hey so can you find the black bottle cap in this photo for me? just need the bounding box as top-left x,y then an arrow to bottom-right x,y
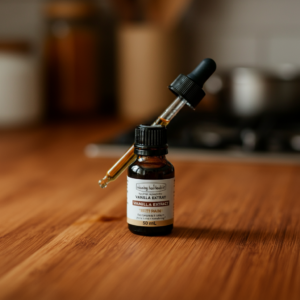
134,125 -> 168,156
169,58 -> 217,109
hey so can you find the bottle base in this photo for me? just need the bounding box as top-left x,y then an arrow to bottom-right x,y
128,224 -> 173,236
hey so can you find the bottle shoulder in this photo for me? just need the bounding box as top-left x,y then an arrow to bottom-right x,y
128,157 -> 174,179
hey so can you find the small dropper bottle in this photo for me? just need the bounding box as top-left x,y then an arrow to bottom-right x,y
127,125 -> 174,236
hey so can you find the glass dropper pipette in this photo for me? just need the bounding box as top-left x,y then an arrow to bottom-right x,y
99,96 -> 187,188
99,58 -> 217,188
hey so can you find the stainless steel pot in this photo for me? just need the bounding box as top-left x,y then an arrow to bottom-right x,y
207,66 -> 300,118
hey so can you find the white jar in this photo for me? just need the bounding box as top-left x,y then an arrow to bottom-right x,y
0,44 -> 42,127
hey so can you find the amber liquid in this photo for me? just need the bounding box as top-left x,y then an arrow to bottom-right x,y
154,117 -> 170,127
99,117 -> 170,188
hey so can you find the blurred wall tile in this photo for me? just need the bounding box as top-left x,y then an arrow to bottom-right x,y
189,0 -> 300,36
184,0 -> 300,69
0,0 -> 43,39
190,37 -> 258,70
267,37 -> 300,65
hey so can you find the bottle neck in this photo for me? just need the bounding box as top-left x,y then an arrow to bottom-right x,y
134,147 -> 168,156
137,155 -> 167,163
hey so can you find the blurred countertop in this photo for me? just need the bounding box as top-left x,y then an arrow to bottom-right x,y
0,119 -> 300,300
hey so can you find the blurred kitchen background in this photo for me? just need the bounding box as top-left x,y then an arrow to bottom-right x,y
1,0 -> 300,157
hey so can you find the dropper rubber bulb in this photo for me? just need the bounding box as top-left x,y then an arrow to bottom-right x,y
187,58 -> 217,87
168,58 -> 217,109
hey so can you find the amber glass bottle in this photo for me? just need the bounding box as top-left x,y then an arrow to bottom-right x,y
127,125 -> 175,236
44,1 -> 98,117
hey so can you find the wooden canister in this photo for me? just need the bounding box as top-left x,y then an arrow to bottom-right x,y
117,25 -> 179,122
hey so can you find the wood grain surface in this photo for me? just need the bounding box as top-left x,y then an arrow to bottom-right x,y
0,120 -> 300,300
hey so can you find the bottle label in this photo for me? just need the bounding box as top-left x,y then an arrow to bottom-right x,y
127,177 -> 174,227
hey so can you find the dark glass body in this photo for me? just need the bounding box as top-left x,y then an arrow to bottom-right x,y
128,153 -> 174,236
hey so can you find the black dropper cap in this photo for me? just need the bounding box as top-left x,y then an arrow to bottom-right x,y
134,125 -> 168,156
169,58 -> 217,109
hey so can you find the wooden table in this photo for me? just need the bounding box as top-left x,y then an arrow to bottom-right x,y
1,120 -> 300,300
